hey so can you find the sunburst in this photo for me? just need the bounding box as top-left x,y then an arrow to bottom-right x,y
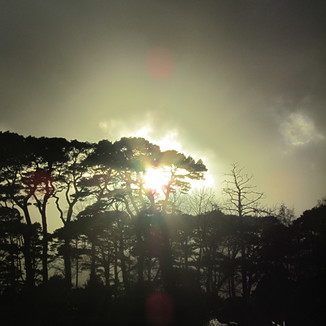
143,168 -> 170,195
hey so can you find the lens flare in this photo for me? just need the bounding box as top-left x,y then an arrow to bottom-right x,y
146,47 -> 174,80
145,291 -> 175,326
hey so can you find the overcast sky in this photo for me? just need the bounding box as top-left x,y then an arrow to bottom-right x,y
1,0 -> 325,216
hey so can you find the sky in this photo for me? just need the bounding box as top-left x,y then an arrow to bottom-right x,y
1,0 -> 325,217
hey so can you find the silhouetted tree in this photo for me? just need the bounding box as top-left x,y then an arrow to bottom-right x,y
0,132 -> 38,286
276,203 -> 295,226
288,201 -> 326,325
51,139 -> 93,288
182,187 -> 218,215
25,135 -> 69,284
223,163 -> 264,299
0,207 -> 24,291
3,130 -> 325,326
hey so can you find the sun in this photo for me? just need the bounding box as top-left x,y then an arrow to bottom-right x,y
143,168 -> 170,194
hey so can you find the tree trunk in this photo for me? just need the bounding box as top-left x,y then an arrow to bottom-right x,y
21,206 -> 35,287
205,248 -> 215,294
114,241 -> 119,295
157,220 -> 175,293
228,276 -> 236,298
135,216 -> 144,285
22,231 -> 35,287
240,218 -> 248,299
104,258 -> 111,289
119,237 -> 129,293
63,237 -> 72,289
63,204 -> 75,289
158,250 -> 174,293
90,239 -> 96,285
137,240 -> 144,286
41,210 -> 48,284
184,238 -> 189,270
75,238 -> 79,288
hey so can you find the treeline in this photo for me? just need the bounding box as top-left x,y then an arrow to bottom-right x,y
0,131 -> 325,326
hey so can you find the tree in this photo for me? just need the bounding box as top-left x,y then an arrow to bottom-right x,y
290,202 -> 326,325
0,131 -> 38,286
181,187 -> 218,216
88,138 -> 208,288
223,163 -> 264,218
276,203 -> 295,226
0,207 -> 24,291
24,135 -> 69,284
52,139 -> 93,288
222,163 -> 264,299
157,150 -> 207,213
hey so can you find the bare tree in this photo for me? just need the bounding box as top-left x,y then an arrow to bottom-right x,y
222,163 -> 264,218
222,162 -> 264,299
182,186 -> 218,215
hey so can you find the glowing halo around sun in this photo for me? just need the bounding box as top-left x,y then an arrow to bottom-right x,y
143,168 -> 170,195
125,125 -> 215,191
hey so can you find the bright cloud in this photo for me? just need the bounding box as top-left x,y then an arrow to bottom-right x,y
98,116 -> 183,152
98,121 -> 108,130
98,119 -> 127,138
152,130 -> 183,152
280,112 -> 324,146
